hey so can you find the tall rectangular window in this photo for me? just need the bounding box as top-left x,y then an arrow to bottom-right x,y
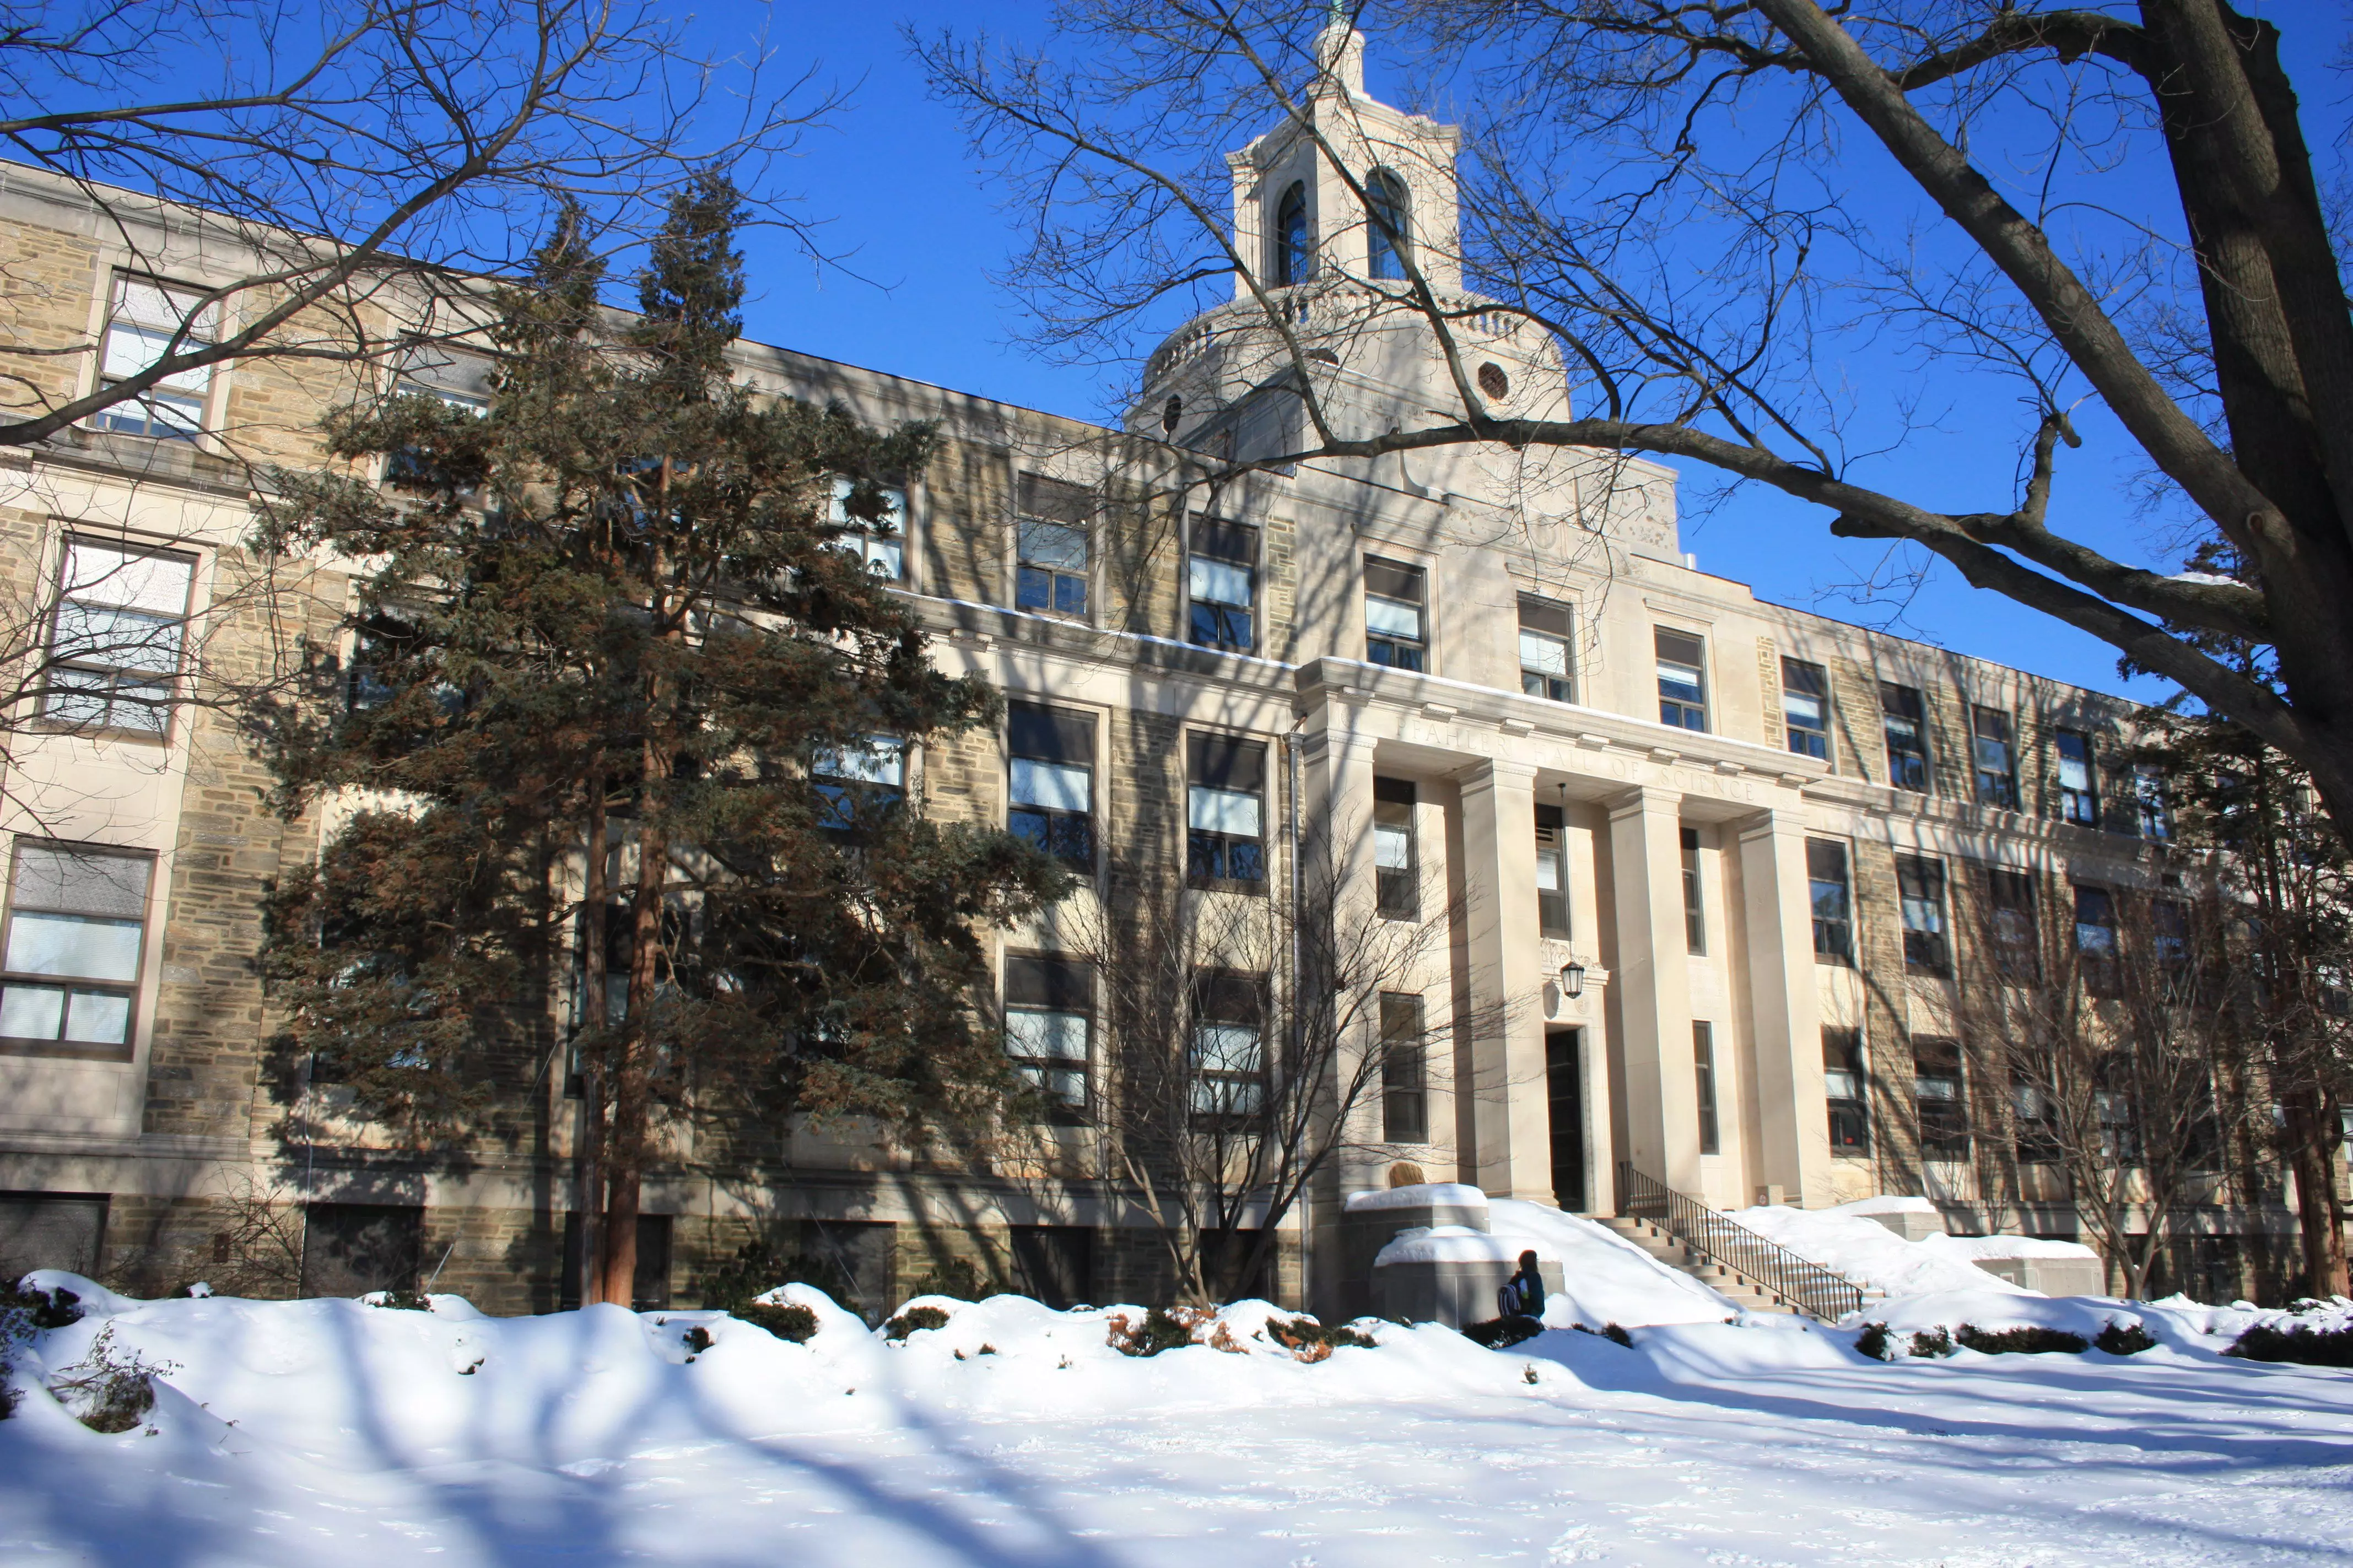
1187,733 -> 1267,890
812,736 -> 905,831
1782,657 -> 1830,761
1007,702 -> 1094,870
1807,838 -> 1851,964
1655,628 -> 1708,731
1188,520 -> 1258,651
1518,596 -> 1574,702
1987,868 -> 2038,981
1005,953 -> 1092,1112
2054,731 -> 2099,826
1693,1022 -> 1720,1156
1881,683 -> 1930,792
1380,991 -> 1427,1144
1363,558 -> 1426,671
0,842 -> 152,1059
91,276 -> 218,439
2074,885 -> 2120,997
1971,705 -> 2017,809
1680,827 -> 1705,955
1897,854 -> 1949,975
828,475 -> 908,581
1015,473 -> 1091,619
1190,970 -> 1266,1118
1913,1036 -> 1969,1159
42,541 -> 196,737
1373,777 -> 1418,920
1823,1028 -> 1869,1155
1535,804 -> 1571,940
2012,1077 -> 2061,1164
2134,765 -> 2170,840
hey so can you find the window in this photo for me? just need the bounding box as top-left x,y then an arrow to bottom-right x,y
2153,897 -> 2191,988
1005,953 -> 1092,1112
0,842 -> 152,1058
393,342 -> 493,415
1374,777 -> 1418,920
2074,885 -> 2120,997
1366,169 -> 1410,282
1188,733 -> 1267,890
0,1192 -> 107,1279
1912,1036 -> 1969,1159
1518,596 -> 1574,702
1782,658 -> 1830,761
1190,970 -> 1266,1118
300,1203 -> 424,1298
2054,731 -> 2099,826
813,735 -> 905,830
91,276 -> 218,439
1881,683 -> 1930,792
2011,1078 -> 2060,1164
828,475 -> 908,581
1654,628 -> 1707,731
1694,1022 -> 1720,1156
1987,868 -> 2039,981
1188,521 -> 1258,651
1016,473 -> 1091,619
1823,1029 -> 1869,1155
1971,706 -> 2017,809
2095,1053 -> 2140,1162
1897,855 -> 1949,975
1535,804 -> 1571,940
1007,702 -> 1094,870
42,540 -> 196,737
1363,558 -> 1426,671
1807,839 -> 1851,963
1680,827 -> 1705,955
2134,764 -> 2170,840
1273,181 -> 1310,285
1380,992 -> 1427,1143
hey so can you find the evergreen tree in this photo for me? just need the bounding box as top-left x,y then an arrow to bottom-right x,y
252,176 -> 1065,1304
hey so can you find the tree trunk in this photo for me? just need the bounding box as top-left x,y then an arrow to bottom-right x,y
596,815 -> 665,1308
2282,1087 -> 2350,1297
575,759 -> 609,1307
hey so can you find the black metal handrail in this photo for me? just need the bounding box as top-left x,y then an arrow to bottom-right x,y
1616,1161 -> 1866,1323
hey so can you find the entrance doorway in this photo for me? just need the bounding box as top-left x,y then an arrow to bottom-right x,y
1546,1026 -> 1585,1212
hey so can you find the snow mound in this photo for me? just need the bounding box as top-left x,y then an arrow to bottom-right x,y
1373,1225 -> 1558,1266
1860,1289 -> 2147,1344
1726,1202 -> 2034,1299
1486,1199 -> 1736,1328
1928,1234 -> 2099,1262
1344,1182 -> 1487,1212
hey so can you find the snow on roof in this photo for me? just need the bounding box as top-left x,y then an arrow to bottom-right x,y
1344,1182 -> 1489,1213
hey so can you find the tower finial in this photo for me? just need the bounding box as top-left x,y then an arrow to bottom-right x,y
1315,3 -> 1366,95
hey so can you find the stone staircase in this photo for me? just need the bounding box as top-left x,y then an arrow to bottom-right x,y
1599,1215 -> 1886,1318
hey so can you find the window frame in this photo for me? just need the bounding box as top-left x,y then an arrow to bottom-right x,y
1986,867 -> 2039,981
1806,837 -> 1852,964
40,537 -> 199,742
1912,1035 -> 1970,1160
1517,595 -> 1574,702
2133,764 -> 2171,840
1970,704 -> 2019,809
1680,826 -> 1706,955
1373,776 -> 1418,921
0,839 -> 155,1061
1782,657 -> 1831,761
1880,682 -> 1931,793
1186,518 -> 1259,653
1190,968 -> 1268,1121
812,734 -> 908,834
1535,803 -> 1571,940
1006,701 -> 1096,873
1823,1028 -> 1870,1156
1363,556 -> 1428,672
1379,991 -> 1428,1144
2074,884 -> 2122,997
2053,730 -> 2100,826
827,474 -> 910,583
1896,853 -> 1950,976
1186,732 -> 1269,893
89,274 -> 221,441
1365,169 -> 1410,282
1272,180 -> 1311,285
1654,626 -> 1708,732
1694,1021 -> 1721,1156
1004,951 -> 1094,1118
1014,473 -> 1093,621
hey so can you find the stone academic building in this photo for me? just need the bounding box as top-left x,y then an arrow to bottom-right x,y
0,36 -> 2317,1315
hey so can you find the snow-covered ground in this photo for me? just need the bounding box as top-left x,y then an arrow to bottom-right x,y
4,1268 -> 2352,1566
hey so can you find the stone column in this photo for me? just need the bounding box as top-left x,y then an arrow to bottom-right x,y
1606,785 -> 1700,1194
1739,807 -> 1832,1205
1458,758 -> 1552,1199
1300,719 -> 1385,1194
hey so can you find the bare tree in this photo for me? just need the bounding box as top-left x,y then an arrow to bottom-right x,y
1959,873 -> 2254,1299
918,0 -> 2353,851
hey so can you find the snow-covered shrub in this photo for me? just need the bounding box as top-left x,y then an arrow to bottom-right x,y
884,1304 -> 951,1340
1955,1324 -> 2088,1356
737,1302 -> 819,1344
1908,1327 -> 1956,1359
1265,1316 -> 1375,1360
1461,1317 -> 1543,1350
681,1325 -> 714,1356
1107,1306 -> 1204,1358
48,1325 -> 173,1434
371,1289 -> 431,1311
2225,1319 -> 2353,1367
1854,1323 -> 1892,1361
2,1279 -> 83,1332
2095,1321 -> 2157,1356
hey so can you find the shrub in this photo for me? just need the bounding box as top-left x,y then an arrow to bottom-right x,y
701,1242 -> 863,1318
1109,1306 -> 1202,1358
1602,1322 -> 1632,1348
738,1302 -> 820,1344
681,1325 -> 714,1356
48,1326 -> 174,1434
373,1289 -> 432,1311
1955,1323 -> 2088,1356
884,1304 -> 952,1341
1908,1327 -> 1956,1359
1266,1316 -> 1376,1359
1,1280 -> 84,1332
2095,1320 -> 2157,1356
905,1257 -> 988,1303
2224,1320 -> 2353,1367
1462,1317 -> 1542,1350
1854,1323 -> 1892,1361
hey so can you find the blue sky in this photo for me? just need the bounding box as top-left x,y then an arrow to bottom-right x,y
709,2 -> 2345,705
